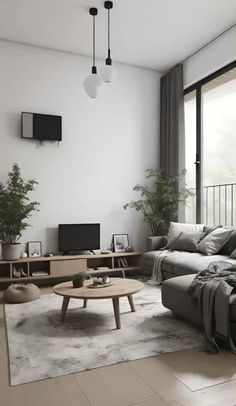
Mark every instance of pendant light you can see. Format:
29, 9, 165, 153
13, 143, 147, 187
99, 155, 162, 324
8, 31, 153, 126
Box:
101, 1, 116, 83
83, 7, 102, 98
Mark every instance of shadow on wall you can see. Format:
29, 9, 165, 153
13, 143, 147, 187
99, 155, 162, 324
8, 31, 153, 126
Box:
45, 227, 58, 254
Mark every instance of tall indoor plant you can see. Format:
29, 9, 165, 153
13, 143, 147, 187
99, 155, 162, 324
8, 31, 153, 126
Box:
124, 169, 192, 236
0, 164, 39, 260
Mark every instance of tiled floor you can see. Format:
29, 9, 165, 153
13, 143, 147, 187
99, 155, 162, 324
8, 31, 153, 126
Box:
1, 288, 236, 406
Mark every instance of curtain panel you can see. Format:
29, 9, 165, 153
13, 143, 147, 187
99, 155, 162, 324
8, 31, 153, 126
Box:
160, 63, 185, 178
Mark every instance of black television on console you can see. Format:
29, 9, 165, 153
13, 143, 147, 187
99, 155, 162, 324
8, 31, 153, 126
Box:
21, 112, 62, 141
58, 224, 100, 254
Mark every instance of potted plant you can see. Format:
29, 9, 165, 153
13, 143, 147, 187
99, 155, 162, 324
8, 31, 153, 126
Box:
0, 164, 39, 260
71, 272, 87, 288
124, 169, 193, 236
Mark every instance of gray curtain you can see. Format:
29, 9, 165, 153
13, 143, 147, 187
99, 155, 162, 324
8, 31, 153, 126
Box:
160, 63, 185, 178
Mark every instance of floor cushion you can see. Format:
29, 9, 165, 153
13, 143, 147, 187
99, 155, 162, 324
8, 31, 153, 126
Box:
4, 283, 40, 303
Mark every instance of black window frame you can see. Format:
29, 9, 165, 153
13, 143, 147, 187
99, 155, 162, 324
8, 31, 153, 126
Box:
184, 60, 236, 223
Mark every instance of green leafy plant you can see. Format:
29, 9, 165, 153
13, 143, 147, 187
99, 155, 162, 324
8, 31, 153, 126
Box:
71, 272, 87, 281
124, 169, 193, 236
0, 163, 40, 244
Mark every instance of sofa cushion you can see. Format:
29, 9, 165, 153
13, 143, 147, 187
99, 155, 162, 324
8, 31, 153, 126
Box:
161, 252, 232, 276
198, 227, 234, 255
167, 222, 204, 241
170, 231, 203, 252
142, 248, 236, 278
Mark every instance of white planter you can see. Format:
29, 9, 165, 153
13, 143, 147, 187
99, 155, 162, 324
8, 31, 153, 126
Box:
2, 243, 22, 261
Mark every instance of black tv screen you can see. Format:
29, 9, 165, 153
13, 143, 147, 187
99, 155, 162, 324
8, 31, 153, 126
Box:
21, 112, 62, 141
58, 224, 100, 253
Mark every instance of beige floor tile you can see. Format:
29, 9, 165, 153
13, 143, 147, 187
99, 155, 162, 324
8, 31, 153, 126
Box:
130, 356, 191, 401
131, 397, 181, 406
159, 348, 236, 390
74, 362, 156, 406
177, 379, 236, 406
1, 374, 90, 406
117, 396, 166, 406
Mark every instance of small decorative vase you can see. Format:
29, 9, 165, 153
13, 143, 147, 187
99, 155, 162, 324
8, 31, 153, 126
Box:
73, 279, 84, 288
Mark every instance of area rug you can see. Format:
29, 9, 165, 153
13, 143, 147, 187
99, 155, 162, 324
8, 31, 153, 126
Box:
5, 283, 203, 385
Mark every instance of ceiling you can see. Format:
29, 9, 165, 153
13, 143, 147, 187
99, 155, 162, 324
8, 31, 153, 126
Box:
0, 0, 235, 71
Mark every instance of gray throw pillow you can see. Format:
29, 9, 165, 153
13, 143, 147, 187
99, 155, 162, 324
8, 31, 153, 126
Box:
219, 229, 236, 255
161, 232, 182, 250
170, 231, 203, 252
198, 227, 234, 255
203, 225, 222, 236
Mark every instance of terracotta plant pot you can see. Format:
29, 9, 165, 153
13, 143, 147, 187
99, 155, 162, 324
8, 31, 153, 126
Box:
73, 279, 84, 288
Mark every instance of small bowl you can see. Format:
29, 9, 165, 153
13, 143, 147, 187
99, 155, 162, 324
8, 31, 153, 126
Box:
92, 277, 103, 285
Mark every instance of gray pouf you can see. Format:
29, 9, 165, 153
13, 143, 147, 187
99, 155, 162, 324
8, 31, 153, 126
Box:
4, 283, 40, 303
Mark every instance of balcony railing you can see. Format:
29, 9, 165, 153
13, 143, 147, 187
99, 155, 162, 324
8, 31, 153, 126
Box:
186, 182, 236, 226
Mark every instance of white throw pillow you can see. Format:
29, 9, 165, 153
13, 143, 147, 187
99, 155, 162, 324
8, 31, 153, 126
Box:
198, 227, 234, 256
167, 222, 204, 240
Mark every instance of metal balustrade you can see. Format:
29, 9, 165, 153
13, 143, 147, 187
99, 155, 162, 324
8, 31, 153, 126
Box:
186, 183, 236, 226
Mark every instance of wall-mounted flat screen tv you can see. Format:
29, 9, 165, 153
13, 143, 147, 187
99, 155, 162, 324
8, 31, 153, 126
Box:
21, 112, 62, 141
58, 223, 100, 254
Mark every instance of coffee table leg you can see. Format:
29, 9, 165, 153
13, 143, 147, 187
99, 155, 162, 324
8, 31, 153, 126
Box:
127, 294, 135, 312
112, 298, 121, 329
61, 297, 70, 322
83, 299, 88, 308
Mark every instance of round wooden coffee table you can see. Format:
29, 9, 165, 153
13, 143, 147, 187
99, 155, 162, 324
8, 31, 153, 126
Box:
52, 277, 144, 329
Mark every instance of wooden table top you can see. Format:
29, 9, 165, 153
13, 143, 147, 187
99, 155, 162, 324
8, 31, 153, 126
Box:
52, 278, 144, 300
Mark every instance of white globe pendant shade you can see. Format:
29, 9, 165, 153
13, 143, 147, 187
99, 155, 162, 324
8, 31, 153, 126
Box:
100, 64, 116, 83
83, 73, 102, 98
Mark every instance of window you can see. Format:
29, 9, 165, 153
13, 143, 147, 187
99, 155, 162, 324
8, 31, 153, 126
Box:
184, 61, 236, 225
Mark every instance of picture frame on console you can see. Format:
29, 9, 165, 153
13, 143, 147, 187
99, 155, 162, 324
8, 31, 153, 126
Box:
113, 234, 129, 253
28, 241, 42, 257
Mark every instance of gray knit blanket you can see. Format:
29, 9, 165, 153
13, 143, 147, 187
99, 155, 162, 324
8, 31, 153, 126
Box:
189, 261, 236, 353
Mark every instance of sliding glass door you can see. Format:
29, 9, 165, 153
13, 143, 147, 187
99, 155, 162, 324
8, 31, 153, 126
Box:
184, 61, 236, 225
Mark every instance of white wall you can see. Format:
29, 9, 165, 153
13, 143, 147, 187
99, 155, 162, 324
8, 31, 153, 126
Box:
184, 25, 236, 88
0, 40, 160, 254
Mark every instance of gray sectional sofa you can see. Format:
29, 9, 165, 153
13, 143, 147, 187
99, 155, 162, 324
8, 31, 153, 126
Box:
143, 233, 236, 280
142, 228, 236, 342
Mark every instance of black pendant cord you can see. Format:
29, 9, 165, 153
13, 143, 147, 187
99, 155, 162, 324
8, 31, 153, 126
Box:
93, 15, 95, 67
105, 2, 112, 65
90, 7, 98, 74
108, 9, 111, 59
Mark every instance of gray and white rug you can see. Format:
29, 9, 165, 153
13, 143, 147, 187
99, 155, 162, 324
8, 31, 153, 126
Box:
5, 283, 203, 386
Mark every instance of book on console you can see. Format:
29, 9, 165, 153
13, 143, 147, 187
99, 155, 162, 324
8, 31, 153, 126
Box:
32, 271, 49, 277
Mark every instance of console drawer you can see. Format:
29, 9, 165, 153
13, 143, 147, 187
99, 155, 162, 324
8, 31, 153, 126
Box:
50, 259, 87, 277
